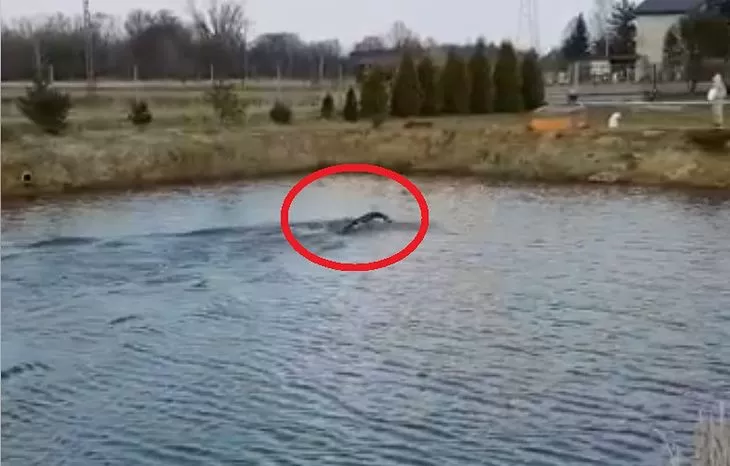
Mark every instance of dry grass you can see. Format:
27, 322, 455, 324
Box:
2, 114, 729, 199
0, 88, 344, 112
693, 406, 730, 466
0, 102, 326, 136
585, 105, 723, 129
0, 80, 355, 135
1, 98, 722, 138
663, 403, 730, 466
0, 78, 350, 96
0, 78, 352, 108
2, 76, 721, 134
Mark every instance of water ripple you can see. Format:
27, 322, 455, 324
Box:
2, 180, 730, 465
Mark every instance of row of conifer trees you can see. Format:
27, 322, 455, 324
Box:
337, 39, 546, 122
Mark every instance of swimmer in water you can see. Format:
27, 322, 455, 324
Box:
339, 211, 392, 234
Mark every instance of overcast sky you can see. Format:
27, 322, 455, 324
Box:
1, 0, 599, 51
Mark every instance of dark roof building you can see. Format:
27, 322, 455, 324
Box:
634, 0, 704, 15
348, 45, 476, 70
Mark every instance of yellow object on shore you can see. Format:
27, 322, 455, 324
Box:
528, 104, 589, 132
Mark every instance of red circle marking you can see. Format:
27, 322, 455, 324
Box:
280, 163, 430, 272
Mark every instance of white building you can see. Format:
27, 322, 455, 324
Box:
634, 0, 704, 81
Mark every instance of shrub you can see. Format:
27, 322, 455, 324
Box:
468, 38, 493, 114
343, 87, 359, 122
403, 120, 433, 128
1, 124, 19, 142
521, 49, 546, 111
127, 99, 153, 128
493, 40, 524, 113
269, 101, 293, 124
685, 128, 730, 152
417, 56, 441, 116
360, 66, 389, 118
390, 49, 422, 117
371, 112, 387, 129
320, 93, 335, 119
439, 48, 470, 114
15, 73, 72, 135
204, 79, 246, 124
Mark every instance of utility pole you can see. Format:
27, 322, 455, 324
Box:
318, 54, 324, 85
83, 0, 94, 92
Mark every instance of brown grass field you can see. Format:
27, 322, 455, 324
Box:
0, 78, 723, 136
1, 102, 721, 138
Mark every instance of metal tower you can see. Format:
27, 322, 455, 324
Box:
517, 0, 540, 52
83, 0, 94, 89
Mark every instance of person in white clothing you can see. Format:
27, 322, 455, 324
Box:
707, 74, 727, 127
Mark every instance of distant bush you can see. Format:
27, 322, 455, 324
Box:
127, 99, 153, 128
320, 93, 334, 119
360, 66, 389, 118
468, 38, 493, 114
685, 128, 730, 152
521, 49, 546, 111
343, 87, 359, 122
371, 112, 387, 129
417, 56, 441, 116
269, 101, 293, 124
439, 48, 470, 115
204, 80, 246, 124
15, 74, 72, 135
493, 40, 524, 113
403, 120, 433, 129
1, 124, 19, 142
390, 49, 421, 118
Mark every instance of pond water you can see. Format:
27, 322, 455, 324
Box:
2, 177, 729, 465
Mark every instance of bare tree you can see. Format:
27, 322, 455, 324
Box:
187, 0, 252, 79
422, 36, 439, 50
0, 8, 350, 82
386, 20, 419, 49
589, 0, 612, 56
353, 35, 386, 51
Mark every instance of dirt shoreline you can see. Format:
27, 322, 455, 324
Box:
2, 121, 729, 201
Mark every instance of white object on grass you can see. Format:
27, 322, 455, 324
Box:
608, 112, 622, 129
708, 73, 727, 126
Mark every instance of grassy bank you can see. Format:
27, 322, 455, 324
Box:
3, 114, 729, 199
0, 79, 347, 119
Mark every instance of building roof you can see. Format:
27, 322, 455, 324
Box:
349, 45, 477, 67
635, 0, 703, 15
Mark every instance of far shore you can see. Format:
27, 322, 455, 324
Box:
2, 114, 729, 201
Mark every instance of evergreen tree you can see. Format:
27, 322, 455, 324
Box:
679, 10, 730, 62
320, 92, 334, 119
343, 87, 359, 122
607, 0, 637, 56
360, 66, 389, 118
662, 29, 683, 70
468, 37, 493, 114
439, 48, 470, 115
269, 100, 293, 124
127, 99, 153, 128
493, 40, 523, 113
390, 49, 422, 117
561, 13, 590, 62
417, 56, 440, 116
204, 80, 247, 124
520, 49, 546, 111
15, 74, 72, 135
